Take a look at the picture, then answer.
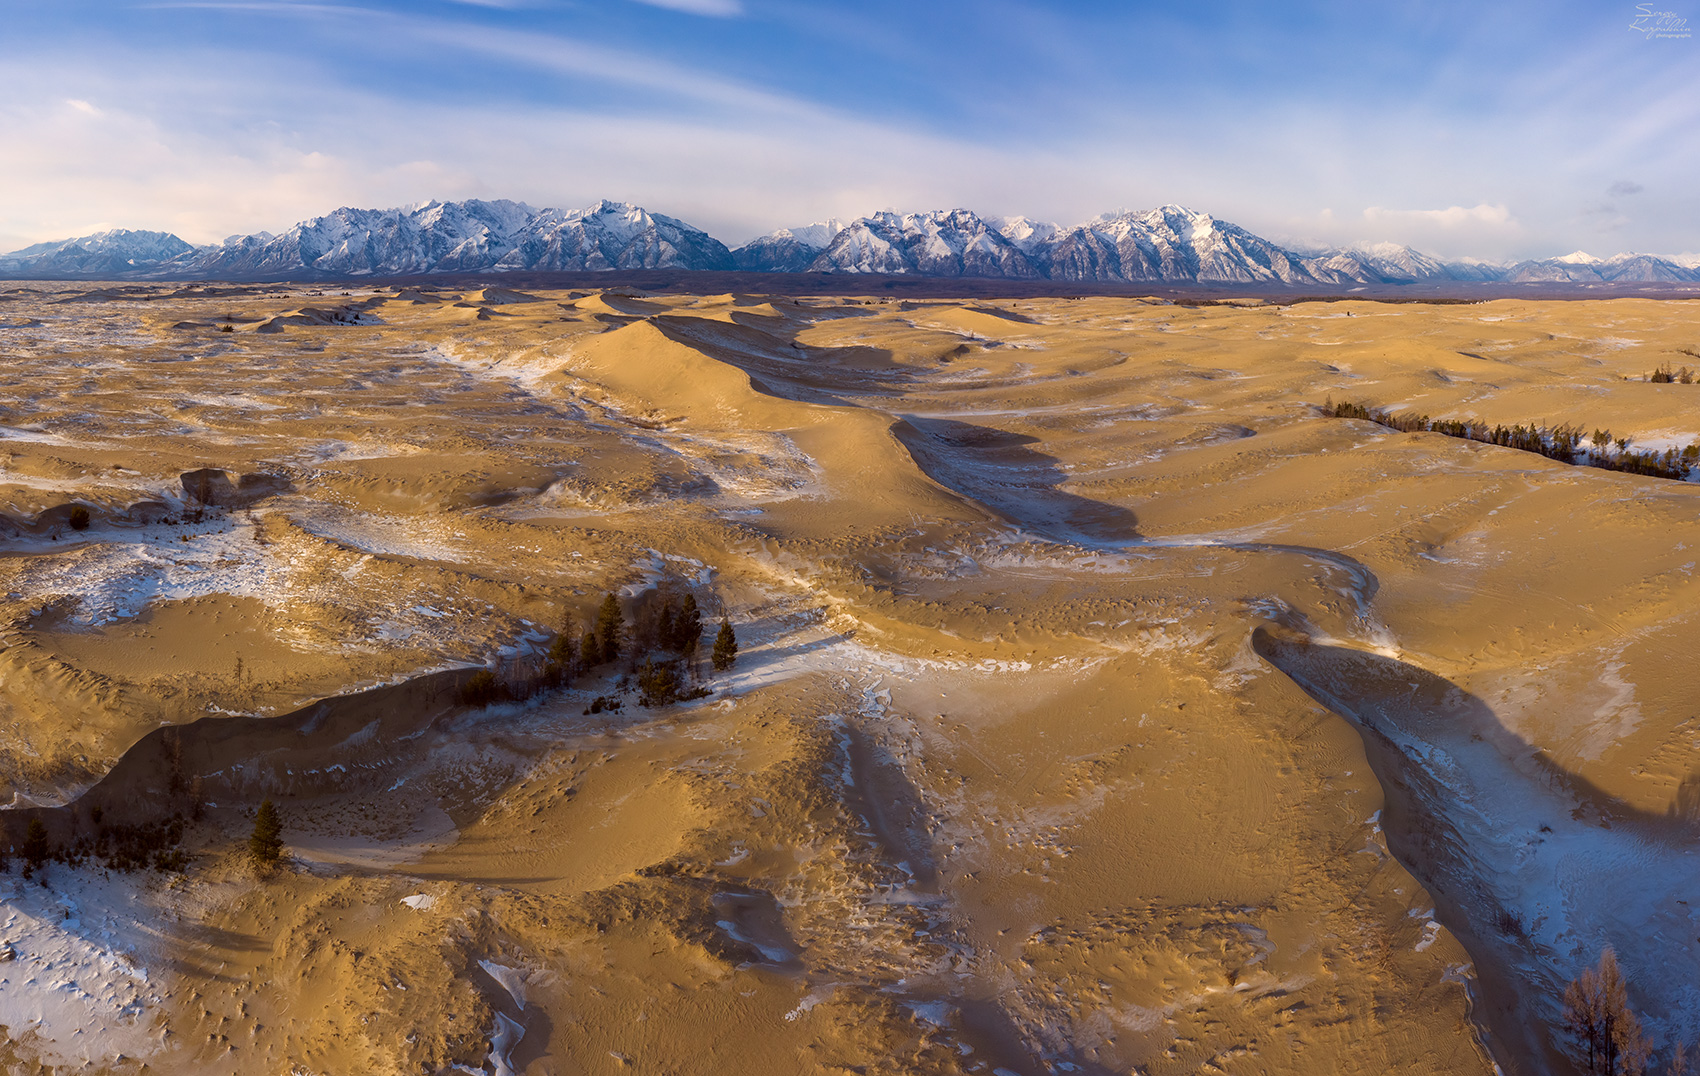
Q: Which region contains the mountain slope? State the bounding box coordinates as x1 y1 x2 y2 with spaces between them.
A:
1044 206 1324 285
157 199 734 279
0 230 196 278
798 209 1043 278
730 220 846 273
5 200 1697 288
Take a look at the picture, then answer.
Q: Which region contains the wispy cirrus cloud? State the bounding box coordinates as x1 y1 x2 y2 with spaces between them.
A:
3 1 1699 259
628 0 742 16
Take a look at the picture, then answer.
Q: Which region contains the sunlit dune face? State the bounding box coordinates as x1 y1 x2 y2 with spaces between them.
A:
0 282 1695 1075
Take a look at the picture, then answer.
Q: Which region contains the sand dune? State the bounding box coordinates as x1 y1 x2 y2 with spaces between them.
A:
0 282 1694 1074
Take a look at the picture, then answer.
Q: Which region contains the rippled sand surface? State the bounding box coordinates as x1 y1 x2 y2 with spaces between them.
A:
0 280 1697 1075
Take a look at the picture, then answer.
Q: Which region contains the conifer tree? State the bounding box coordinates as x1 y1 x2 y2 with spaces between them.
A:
21 819 49 874
547 623 577 687
657 600 677 652
597 593 623 663
249 799 284 871
712 618 738 671
677 594 703 657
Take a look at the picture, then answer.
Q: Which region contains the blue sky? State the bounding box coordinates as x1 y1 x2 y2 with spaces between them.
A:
1 0 1695 259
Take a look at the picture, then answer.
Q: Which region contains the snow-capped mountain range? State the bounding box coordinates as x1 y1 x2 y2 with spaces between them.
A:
3 199 1697 287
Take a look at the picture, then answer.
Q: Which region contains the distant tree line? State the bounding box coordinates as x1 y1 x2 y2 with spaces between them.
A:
1325 398 1700 481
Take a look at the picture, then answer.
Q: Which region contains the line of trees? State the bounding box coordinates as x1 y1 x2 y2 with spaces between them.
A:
1324 398 1700 481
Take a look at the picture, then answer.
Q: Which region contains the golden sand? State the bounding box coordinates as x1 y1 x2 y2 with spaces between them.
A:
0 282 1695 1074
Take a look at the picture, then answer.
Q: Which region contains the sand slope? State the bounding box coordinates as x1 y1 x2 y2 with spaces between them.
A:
0 283 1696 1073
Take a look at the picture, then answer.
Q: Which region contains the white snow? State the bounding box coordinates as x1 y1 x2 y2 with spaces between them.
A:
0 870 167 1069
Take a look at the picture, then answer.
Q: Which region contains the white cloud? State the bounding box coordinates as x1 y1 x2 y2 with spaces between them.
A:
628 0 742 16
65 98 101 116
1361 203 1515 229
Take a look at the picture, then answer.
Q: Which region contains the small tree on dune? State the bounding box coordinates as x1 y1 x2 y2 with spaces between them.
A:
712 618 738 671
21 819 50 879
676 594 703 659
596 593 623 664
460 669 499 707
249 799 284 872
656 601 676 654
546 621 577 688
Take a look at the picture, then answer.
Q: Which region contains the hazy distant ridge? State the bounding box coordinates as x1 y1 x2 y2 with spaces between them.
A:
4 199 1697 286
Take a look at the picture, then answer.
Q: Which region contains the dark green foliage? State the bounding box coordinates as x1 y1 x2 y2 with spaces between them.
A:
580 629 602 669
460 669 499 707
546 626 576 688
21 819 50 872
1323 397 1377 422
596 593 623 663
584 694 624 715
675 594 703 657
635 659 709 706
1324 399 1697 481
66 816 186 873
656 603 676 653
68 506 91 531
712 619 738 671
638 658 683 705
249 799 284 870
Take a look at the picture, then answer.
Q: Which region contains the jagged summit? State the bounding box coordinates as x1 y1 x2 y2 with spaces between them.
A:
3 200 1697 285
0 199 733 280
0 229 197 278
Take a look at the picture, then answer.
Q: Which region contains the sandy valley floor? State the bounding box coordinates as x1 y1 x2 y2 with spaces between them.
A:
0 280 1696 1074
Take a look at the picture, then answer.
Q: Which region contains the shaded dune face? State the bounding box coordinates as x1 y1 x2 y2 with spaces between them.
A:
1254 630 1700 1076
0 282 1696 1074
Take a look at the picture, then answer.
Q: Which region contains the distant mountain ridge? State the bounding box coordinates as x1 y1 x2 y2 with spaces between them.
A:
0 229 196 277
4 199 1697 286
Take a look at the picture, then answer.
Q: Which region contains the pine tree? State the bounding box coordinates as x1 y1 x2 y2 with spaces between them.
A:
677 594 703 658
21 819 49 873
580 629 602 669
656 600 677 653
597 593 623 663
712 618 738 671
547 624 577 687
249 799 284 871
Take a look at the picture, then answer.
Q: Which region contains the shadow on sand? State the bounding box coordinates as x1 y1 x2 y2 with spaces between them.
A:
1253 626 1700 1076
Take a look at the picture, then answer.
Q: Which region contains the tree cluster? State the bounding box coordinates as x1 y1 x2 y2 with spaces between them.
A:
456 588 736 713
1324 398 1699 481
8 811 192 882
1562 949 1653 1075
